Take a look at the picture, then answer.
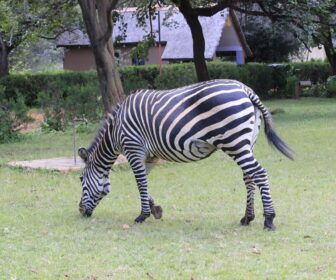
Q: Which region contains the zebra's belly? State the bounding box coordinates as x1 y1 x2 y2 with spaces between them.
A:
147 114 255 162
147 139 217 163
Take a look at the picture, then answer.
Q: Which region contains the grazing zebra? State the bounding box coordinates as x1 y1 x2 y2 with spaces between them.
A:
78 79 293 230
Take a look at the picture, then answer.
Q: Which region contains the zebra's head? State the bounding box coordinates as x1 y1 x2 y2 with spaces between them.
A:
78 147 111 217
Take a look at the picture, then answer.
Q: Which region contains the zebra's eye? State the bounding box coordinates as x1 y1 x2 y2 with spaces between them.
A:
79 175 84 182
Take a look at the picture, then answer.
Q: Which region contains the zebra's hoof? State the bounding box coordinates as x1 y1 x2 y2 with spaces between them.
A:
134 212 150 224
240 215 255 226
151 205 163 219
264 215 276 231
264 223 276 231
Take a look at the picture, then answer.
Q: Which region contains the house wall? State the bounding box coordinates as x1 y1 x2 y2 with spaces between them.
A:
216 16 246 64
117 45 167 65
63 47 96 71
63 45 167 71
303 46 326 61
147 45 167 65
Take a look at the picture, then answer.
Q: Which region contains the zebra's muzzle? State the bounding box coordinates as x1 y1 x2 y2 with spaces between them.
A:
79 206 92 217
79 201 92 217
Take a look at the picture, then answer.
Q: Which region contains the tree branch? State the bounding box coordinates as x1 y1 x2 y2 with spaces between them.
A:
101 0 119 44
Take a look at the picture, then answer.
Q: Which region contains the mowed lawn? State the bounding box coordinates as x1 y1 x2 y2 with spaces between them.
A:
0 98 335 279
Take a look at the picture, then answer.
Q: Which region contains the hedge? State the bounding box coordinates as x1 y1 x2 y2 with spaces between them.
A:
0 61 332 108
291 61 332 84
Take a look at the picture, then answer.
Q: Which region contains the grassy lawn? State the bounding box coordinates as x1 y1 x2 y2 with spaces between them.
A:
0 98 335 279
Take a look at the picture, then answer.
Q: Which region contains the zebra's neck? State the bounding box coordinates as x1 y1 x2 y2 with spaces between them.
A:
87 108 121 171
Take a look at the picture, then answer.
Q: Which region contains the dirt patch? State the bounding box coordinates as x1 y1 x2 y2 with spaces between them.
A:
16 111 45 133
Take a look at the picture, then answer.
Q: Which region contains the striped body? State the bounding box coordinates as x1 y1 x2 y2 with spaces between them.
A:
78 80 293 229
119 80 258 163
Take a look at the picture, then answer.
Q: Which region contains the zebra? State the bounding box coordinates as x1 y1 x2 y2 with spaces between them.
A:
78 79 293 230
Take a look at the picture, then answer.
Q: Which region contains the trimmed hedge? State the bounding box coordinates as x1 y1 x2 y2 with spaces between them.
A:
0 61 332 109
291 61 332 84
0 71 98 107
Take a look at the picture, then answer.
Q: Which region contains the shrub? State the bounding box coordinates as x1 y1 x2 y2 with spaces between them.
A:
309 83 327 98
120 65 159 92
208 62 287 99
121 72 150 94
37 80 103 131
0 85 29 143
0 70 99 107
243 63 275 98
325 76 336 97
285 75 298 98
291 61 332 84
154 63 197 89
0 61 332 112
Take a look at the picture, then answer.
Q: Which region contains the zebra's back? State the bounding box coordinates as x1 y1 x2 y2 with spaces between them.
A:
120 80 257 162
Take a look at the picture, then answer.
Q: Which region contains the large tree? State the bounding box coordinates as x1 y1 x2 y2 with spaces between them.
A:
78 0 124 112
0 0 80 77
238 0 336 74
241 16 302 62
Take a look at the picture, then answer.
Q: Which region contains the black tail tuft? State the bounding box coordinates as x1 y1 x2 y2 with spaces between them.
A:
264 121 294 160
248 90 294 160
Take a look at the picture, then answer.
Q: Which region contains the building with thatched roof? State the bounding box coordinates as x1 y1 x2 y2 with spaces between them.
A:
57 8 252 71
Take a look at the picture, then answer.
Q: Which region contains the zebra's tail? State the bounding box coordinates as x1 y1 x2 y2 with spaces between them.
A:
248 92 294 160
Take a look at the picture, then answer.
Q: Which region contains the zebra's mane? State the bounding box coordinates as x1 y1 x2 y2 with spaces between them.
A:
87 103 121 155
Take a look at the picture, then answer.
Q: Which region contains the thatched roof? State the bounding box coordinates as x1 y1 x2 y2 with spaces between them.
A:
57 7 252 60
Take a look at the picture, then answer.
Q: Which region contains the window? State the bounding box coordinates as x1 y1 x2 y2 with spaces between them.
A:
132 58 145 65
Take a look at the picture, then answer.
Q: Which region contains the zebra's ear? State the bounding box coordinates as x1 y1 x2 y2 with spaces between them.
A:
78 147 89 163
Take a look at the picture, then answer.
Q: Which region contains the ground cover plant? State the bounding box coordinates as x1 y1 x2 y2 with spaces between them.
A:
0 98 335 279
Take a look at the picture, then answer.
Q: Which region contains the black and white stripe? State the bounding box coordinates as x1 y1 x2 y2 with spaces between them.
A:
78 79 293 229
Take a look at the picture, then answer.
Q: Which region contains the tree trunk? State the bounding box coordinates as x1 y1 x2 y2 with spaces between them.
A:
78 0 124 113
0 34 9 77
324 45 336 76
316 13 336 75
322 38 336 76
176 1 210 82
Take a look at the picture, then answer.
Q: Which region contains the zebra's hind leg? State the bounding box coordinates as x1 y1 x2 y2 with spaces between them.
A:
249 165 276 230
240 175 256 226
230 150 276 230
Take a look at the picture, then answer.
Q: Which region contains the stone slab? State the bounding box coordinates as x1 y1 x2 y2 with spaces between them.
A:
8 155 128 172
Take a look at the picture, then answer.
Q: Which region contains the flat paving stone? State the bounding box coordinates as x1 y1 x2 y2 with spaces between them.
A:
8 155 128 172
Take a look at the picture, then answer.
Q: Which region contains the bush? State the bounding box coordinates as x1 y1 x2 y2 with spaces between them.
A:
0 61 332 112
37 79 103 131
120 65 160 93
208 62 286 99
243 63 275 98
0 85 29 143
285 75 298 98
309 83 327 97
155 63 197 89
0 70 99 107
325 76 336 97
291 61 332 84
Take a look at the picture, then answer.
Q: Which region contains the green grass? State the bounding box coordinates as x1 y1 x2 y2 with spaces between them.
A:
0 98 336 279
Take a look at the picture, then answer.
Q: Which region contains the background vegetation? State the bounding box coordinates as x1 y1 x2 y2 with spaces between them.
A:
1 61 333 142
1 61 332 105
0 98 335 279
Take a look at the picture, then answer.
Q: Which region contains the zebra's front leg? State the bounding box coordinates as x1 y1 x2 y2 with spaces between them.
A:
146 157 163 220
134 171 151 223
240 175 256 226
125 152 151 223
